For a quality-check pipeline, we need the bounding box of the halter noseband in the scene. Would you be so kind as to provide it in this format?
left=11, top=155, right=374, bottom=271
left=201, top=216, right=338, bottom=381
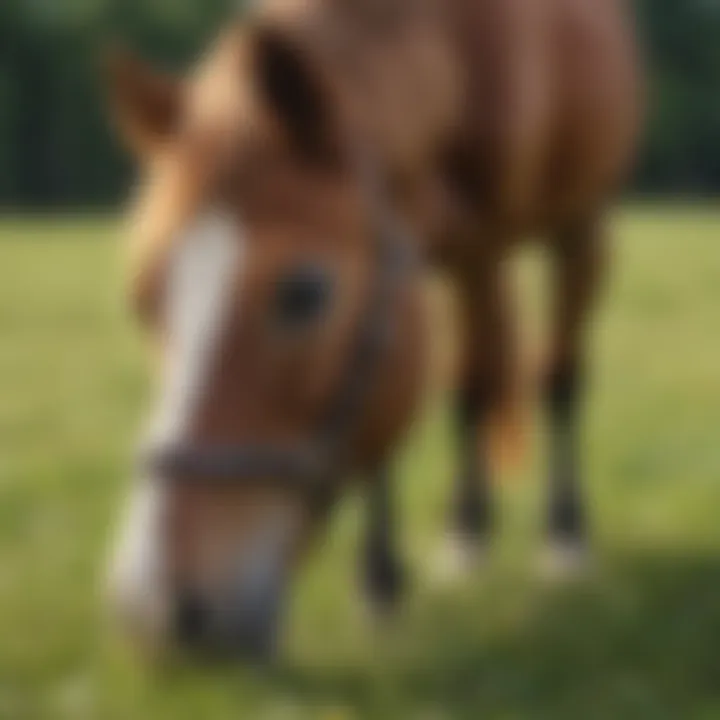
left=142, top=161, right=417, bottom=513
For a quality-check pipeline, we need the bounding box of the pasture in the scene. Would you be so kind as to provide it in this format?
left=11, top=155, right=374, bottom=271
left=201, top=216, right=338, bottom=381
left=1, top=208, right=720, bottom=718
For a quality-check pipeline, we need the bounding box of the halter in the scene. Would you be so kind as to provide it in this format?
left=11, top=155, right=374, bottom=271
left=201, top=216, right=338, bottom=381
left=142, top=159, right=417, bottom=513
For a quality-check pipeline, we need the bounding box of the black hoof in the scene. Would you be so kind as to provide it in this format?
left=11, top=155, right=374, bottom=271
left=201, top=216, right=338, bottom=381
left=363, top=554, right=406, bottom=617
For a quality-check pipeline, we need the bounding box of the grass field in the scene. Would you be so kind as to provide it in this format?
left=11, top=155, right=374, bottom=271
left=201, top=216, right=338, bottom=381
left=1, top=208, right=720, bottom=719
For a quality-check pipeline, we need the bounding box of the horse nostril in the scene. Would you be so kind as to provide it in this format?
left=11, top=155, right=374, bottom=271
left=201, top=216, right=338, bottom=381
left=172, top=586, right=281, bottom=660
left=175, top=591, right=209, bottom=646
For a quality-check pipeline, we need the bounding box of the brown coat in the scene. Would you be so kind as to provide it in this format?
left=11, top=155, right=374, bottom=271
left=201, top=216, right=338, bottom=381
left=253, top=0, right=641, bottom=251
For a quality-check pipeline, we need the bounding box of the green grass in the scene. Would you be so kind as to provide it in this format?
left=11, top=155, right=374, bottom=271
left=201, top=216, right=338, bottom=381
left=2, top=208, right=720, bottom=719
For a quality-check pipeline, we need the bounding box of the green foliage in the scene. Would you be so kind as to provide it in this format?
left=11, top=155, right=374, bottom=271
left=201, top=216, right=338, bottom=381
left=636, top=0, right=720, bottom=194
left=0, top=0, right=239, bottom=208
left=0, top=1, right=718, bottom=206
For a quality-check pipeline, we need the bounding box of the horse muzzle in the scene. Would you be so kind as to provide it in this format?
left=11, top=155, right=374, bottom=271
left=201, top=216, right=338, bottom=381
left=173, top=574, right=285, bottom=661
left=108, top=476, right=302, bottom=663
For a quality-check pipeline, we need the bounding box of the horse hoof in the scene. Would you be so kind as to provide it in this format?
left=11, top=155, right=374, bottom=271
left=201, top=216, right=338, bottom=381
left=429, top=533, right=489, bottom=586
left=361, top=557, right=406, bottom=625
left=537, top=541, right=590, bottom=581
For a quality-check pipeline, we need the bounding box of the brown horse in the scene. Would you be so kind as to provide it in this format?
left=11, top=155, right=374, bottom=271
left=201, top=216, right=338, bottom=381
left=106, top=0, right=642, bottom=659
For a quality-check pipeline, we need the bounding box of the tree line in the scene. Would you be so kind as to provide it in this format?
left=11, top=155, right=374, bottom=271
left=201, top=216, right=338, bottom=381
left=0, top=0, right=718, bottom=208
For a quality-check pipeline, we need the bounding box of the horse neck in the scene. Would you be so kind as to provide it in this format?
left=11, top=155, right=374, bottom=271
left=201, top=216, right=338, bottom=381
left=304, top=0, right=463, bottom=179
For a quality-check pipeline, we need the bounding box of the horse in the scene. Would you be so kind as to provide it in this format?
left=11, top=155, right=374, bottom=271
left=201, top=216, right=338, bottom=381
left=105, top=0, right=642, bottom=659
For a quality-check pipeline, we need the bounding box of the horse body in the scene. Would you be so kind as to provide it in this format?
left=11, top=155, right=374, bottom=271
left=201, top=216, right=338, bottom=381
left=106, top=0, right=642, bottom=659
left=238, top=0, right=642, bottom=580
left=263, top=0, right=640, bottom=239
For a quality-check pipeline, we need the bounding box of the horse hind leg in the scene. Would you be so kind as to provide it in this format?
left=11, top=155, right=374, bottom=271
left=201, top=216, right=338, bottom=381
left=540, top=216, right=607, bottom=578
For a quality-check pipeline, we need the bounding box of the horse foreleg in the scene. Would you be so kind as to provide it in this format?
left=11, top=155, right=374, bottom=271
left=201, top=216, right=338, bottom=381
left=360, top=465, right=405, bottom=618
left=433, top=254, right=512, bottom=582
left=541, top=218, right=607, bottom=577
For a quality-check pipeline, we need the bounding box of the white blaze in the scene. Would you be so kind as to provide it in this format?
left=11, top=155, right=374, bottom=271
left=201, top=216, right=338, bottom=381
left=153, top=211, right=244, bottom=443
left=108, top=211, right=243, bottom=638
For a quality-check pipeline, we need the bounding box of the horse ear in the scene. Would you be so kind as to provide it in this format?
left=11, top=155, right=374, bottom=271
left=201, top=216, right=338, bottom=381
left=103, top=46, right=183, bottom=158
left=253, top=28, right=339, bottom=165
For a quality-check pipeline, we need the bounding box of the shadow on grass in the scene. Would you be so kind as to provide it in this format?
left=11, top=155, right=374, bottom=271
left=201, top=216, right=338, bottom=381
left=271, top=552, right=720, bottom=719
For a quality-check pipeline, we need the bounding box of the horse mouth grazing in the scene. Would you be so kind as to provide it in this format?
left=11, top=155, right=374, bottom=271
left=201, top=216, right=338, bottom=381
left=108, top=476, right=306, bottom=662
left=168, top=494, right=302, bottom=661
left=171, top=562, right=286, bottom=661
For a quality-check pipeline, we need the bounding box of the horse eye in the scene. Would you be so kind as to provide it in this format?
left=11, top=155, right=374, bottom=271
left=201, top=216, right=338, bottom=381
left=273, top=264, right=333, bottom=327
